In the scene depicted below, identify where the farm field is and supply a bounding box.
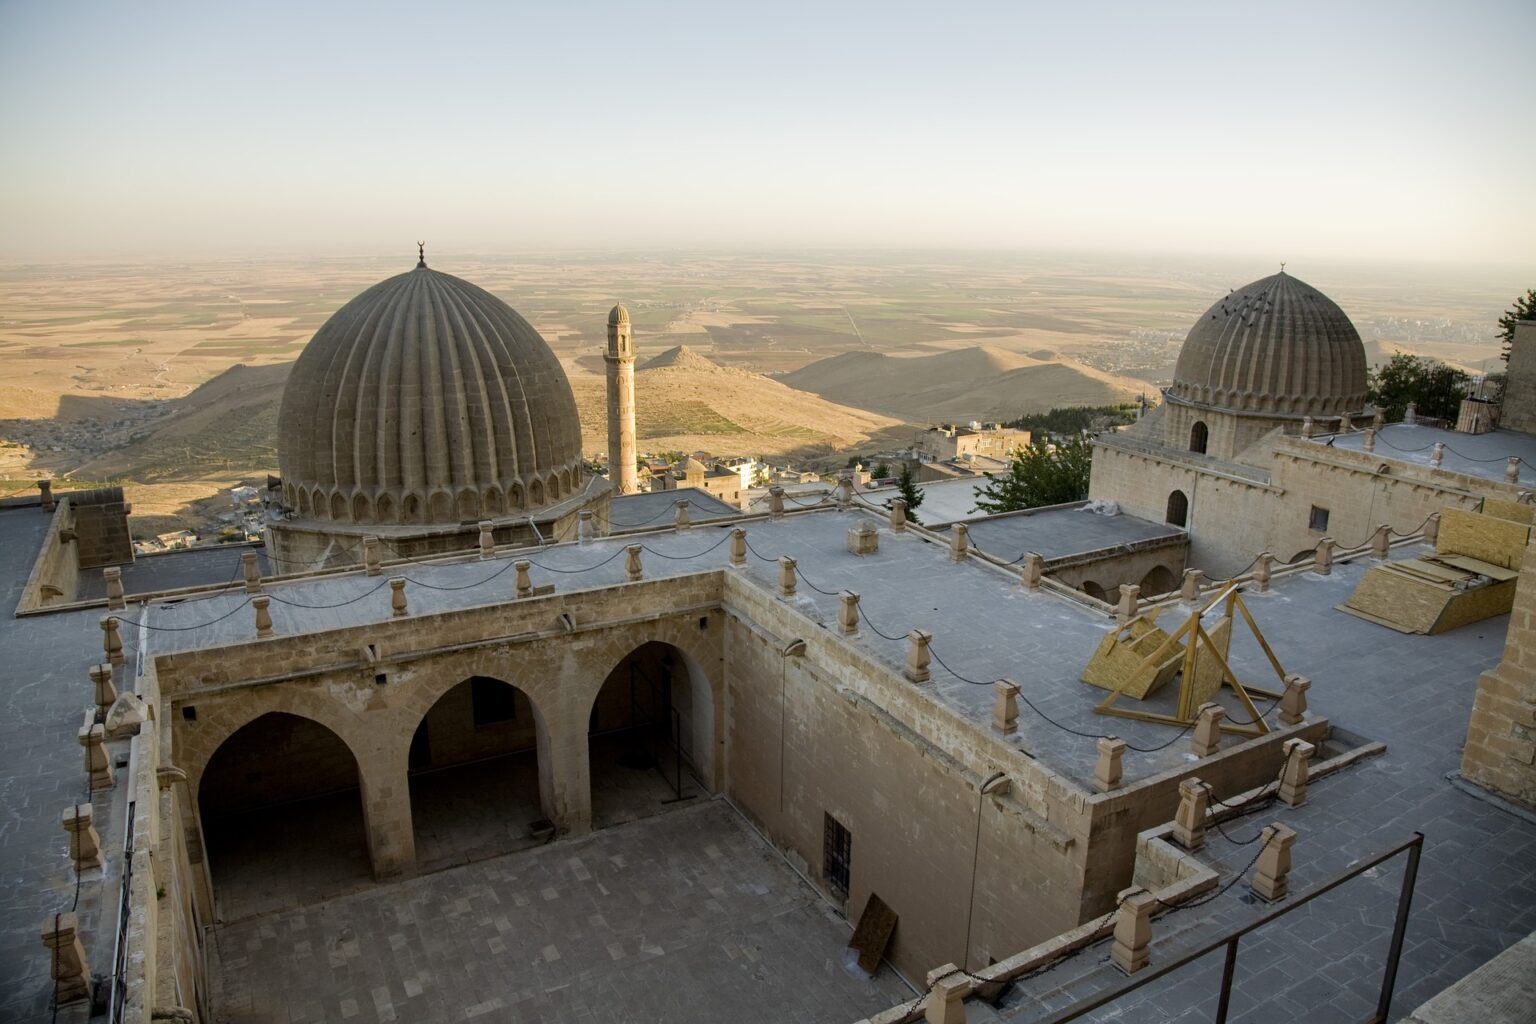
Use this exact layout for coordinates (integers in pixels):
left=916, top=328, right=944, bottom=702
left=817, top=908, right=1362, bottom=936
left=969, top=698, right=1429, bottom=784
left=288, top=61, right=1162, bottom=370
left=0, top=250, right=1518, bottom=533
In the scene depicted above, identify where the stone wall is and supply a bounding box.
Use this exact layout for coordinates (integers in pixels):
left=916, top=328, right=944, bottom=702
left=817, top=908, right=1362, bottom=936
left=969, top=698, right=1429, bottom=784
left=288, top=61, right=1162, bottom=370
left=1502, top=321, right=1536, bottom=434
left=1462, top=536, right=1536, bottom=807
left=72, top=487, right=134, bottom=569
left=17, top=496, right=80, bottom=610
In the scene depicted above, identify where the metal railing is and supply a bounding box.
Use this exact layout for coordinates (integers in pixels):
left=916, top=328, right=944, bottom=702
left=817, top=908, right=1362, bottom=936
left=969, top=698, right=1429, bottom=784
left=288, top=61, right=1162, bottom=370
left=1032, top=831, right=1424, bottom=1024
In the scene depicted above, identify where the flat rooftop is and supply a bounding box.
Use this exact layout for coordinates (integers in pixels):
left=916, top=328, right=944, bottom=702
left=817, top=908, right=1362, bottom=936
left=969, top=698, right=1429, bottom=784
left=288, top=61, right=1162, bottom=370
left=1324, top=422, right=1536, bottom=487
left=210, top=799, right=910, bottom=1023
left=942, top=502, right=1185, bottom=564
left=75, top=543, right=271, bottom=600
left=123, top=509, right=1490, bottom=794
left=607, top=487, right=741, bottom=530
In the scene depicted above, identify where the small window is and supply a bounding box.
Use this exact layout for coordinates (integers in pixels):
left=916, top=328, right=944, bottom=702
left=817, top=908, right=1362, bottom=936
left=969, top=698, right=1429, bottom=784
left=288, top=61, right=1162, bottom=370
left=1166, top=489, right=1189, bottom=528
left=181, top=705, right=197, bottom=721
left=824, top=812, right=852, bottom=901
left=1189, top=420, right=1209, bottom=455
left=1309, top=505, right=1330, bottom=532
left=471, top=677, right=517, bottom=727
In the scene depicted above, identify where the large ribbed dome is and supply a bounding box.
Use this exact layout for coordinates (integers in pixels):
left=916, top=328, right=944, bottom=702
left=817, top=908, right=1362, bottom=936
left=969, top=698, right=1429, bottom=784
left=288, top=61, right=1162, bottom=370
left=1168, top=272, right=1367, bottom=417
left=278, top=262, right=585, bottom=525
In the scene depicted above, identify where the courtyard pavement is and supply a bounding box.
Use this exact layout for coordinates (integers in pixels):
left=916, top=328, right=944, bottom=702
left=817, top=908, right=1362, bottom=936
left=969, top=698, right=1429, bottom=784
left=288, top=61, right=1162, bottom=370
left=208, top=799, right=913, bottom=1024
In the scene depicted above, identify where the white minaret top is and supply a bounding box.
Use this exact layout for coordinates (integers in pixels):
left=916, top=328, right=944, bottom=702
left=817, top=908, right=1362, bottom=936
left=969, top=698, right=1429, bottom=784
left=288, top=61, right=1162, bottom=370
left=605, top=304, right=639, bottom=495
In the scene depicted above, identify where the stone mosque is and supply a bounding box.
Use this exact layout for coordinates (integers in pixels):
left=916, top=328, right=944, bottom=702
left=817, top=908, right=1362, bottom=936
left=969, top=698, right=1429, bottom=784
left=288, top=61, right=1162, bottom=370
left=4, top=255, right=1535, bottom=1024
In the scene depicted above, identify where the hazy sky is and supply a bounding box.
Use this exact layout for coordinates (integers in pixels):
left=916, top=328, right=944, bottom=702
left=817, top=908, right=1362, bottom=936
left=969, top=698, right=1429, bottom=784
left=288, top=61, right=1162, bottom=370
left=2, top=0, right=1531, bottom=266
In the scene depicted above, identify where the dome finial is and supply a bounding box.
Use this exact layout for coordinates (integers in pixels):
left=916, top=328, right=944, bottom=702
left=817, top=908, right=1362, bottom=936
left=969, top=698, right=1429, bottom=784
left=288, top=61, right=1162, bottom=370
left=416, top=241, right=426, bottom=268
left=1280, top=260, right=1286, bottom=274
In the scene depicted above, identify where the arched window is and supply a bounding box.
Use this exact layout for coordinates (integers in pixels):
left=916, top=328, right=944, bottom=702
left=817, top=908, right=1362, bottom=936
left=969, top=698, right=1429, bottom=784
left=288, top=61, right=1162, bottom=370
left=1166, top=489, right=1189, bottom=527
left=1189, top=421, right=1209, bottom=455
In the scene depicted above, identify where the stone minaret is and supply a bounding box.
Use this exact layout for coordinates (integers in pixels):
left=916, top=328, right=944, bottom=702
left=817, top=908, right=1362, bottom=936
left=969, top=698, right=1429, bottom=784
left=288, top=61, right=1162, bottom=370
left=605, top=303, right=639, bottom=495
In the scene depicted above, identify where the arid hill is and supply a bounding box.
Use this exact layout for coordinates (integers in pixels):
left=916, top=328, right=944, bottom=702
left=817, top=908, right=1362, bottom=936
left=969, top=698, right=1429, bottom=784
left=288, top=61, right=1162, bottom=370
left=569, top=345, right=903, bottom=460
left=779, top=346, right=1147, bottom=422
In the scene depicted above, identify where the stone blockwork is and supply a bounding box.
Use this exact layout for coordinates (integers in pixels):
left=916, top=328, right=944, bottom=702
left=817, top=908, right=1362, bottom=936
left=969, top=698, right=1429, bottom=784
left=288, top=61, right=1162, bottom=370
left=1502, top=322, right=1536, bottom=435
left=71, top=487, right=134, bottom=570
left=1463, top=536, right=1536, bottom=807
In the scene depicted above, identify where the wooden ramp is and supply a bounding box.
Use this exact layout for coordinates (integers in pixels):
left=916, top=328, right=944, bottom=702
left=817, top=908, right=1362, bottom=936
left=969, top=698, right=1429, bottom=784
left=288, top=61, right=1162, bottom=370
left=1340, top=506, right=1528, bottom=635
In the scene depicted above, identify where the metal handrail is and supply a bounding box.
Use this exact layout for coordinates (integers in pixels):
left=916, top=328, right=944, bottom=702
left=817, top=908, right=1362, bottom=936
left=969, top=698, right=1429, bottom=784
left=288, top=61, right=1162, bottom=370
left=1030, top=831, right=1424, bottom=1024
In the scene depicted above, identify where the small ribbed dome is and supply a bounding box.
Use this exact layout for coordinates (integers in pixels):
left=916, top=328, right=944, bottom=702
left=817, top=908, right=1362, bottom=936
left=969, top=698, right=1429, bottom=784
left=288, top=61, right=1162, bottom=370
left=278, top=263, right=585, bottom=525
left=608, top=303, right=630, bottom=325
left=1169, top=272, right=1367, bottom=417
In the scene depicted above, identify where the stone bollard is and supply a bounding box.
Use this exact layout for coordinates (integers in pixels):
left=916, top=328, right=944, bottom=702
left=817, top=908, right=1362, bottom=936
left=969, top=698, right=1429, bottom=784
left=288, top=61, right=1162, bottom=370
left=1278, top=739, right=1316, bottom=807
left=1172, top=777, right=1208, bottom=849
left=905, top=629, right=932, bottom=683
left=1021, top=552, right=1044, bottom=590
left=837, top=474, right=854, bottom=510
left=768, top=486, right=785, bottom=520
left=41, top=913, right=89, bottom=1005
left=79, top=716, right=113, bottom=791
left=730, top=528, right=747, bottom=567
left=1404, top=401, right=1417, bottom=425
left=39, top=478, right=56, bottom=512
left=1371, top=524, right=1392, bottom=559
left=242, top=550, right=262, bottom=593
left=252, top=596, right=273, bottom=638
left=90, top=663, right=116, bottom=716
left=1254, top=552, right=1273, bottom=593
left=1180, top=568, right=1204, bottom=603
left=1110, top=887, right=1156, bottom=975
left=992, top=679, right=1020, bottom=736
left=1363, top=427, right=1377, bottom=453
left=101, top=616, right=123, bottom=668
left=1423, top=512, right=1440, bottom=545
left=626, top=545, right=644, bottom=582
left=1278, top=674, right=1311, bottom=726
left=838, top=591, right=860, bottom=635
left=923, top=965, right=968, bottom=1024
left=515, top=560, right=533, bottom=598
left=1339, top=412, right=1353, bottom=433
left=890, top=498, right=907, bottom=533
left=1251, top=823, right=1298, bottom=902
left=578, top=509, right=596, bottom=544
left=389, top=578, right=408, bottom=617
left=1191, top=702, right=1226, bottom=757
left=1313, top=537, right=1335, bottom=576
left=949, top=523, right=970, bottom=562
left=1508, top=457, right=1522, bottom=484
left=778, top=556, right=796, bottom=597
left=675, top=499, right=691, bottom=531
left=1116, top=584, right=1140, bottom=624
left=479, top=520, right=496, bottom=558
left=1301, top=416, right=1315, bottom=439
left=363, top=536, right=382, bottom=576
left=63, top=804, right=103, bottom=872
left=1095, top=737, right=1126, bottom=793
left=847, top=521, right=879, bottom=555
left=1430, top=442, right=1445, bottom=467
left=1372, top=407, right=1385, bottom=429
left=103, top=567, right=125, bottom=610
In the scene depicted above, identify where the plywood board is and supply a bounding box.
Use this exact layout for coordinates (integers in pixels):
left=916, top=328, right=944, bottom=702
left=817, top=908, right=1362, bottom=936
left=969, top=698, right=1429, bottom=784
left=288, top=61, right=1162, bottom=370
left=1189, top=615, right=1232, bottom=707
left=1438, top=508, right=1530, bottom=570
left=1479, top=497, right=1536, bottom=526
left=849, top=892, right=897, bottom=975
left=1080, top=618, right=1184, bottom=699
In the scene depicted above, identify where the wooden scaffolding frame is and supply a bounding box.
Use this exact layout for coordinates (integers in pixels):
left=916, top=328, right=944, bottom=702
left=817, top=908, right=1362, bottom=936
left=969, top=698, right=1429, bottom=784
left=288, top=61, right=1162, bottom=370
left=1092, top=583, right=1285, bottom=737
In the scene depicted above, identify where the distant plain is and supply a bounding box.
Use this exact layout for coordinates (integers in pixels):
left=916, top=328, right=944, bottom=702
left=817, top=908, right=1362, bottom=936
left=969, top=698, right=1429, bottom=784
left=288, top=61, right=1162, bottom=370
left=0, top=251, right=1515, bottom=534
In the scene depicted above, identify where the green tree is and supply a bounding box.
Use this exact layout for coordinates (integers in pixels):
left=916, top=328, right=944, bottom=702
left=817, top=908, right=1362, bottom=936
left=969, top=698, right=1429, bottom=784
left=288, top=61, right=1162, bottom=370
left=973, top=435, right=1093, bottom=514
left=1367, top=354, right=1469, bottom=422
left=872, top=462, right=890, bottom=480
left=892, top=464, right=925, bottom=524
left=1499, top=288, right=1536, bottom=363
